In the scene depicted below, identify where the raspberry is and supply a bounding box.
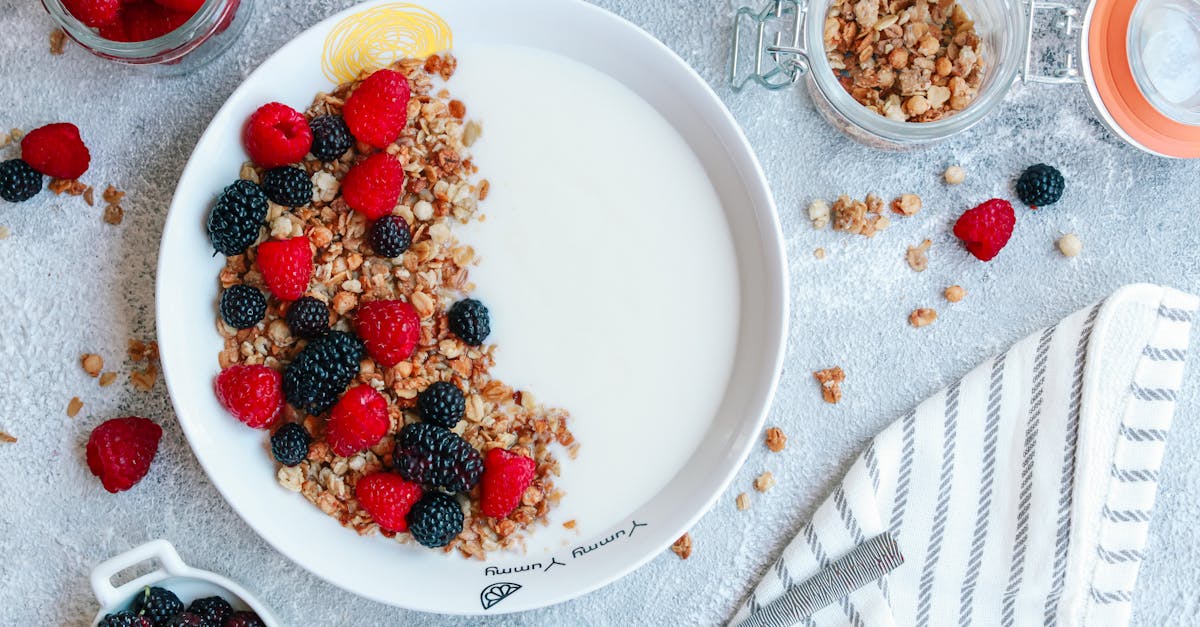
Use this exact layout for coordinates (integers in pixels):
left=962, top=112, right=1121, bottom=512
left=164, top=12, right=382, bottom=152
left=99, top=611, right=153, bottom=627
left=406, top=492, right=464, bottom=548
left=393, top=423, right=483, bottom=493
left=256, top=236, right=312, bottom=302
left=21, top=123, right=91, bottom=179
left=260, top=166, right=312, bottom=207
left=86, top=417, right=162, bottom=493
left=343, top=69, right=411, bottom=149
left=282, top=331, right=364, bottom=415
left=187, top=597, right=233, bottom=625
left=270, top=422, right=311, bottom=466
left=355, top=299, right=420, bottom=367
left=284, top=296, right=329, bottom=339
left=448, top=299, right=490, bottom=346
left=326, top=385, right=390, bottom=457
left=356, top=472, right=424, bottom=533
left=131, top=586, right=183, bottom=625
left=417, top=381, right=465, bottom=428
left=953, top=199, right=1016, bottom=262
left=480, top=448, right=537, bottom=518
left=341, top=152, right=404, bottom=220
left=215, top=364, right=283, bottom=429
left=63, top=0, right=121, bottom=27
left=0, top=159, right=43, bottom=203
left=118, top=0, right=191, bottom=41
left=309, top=114, right=354, bottom=162
left=1016, top=163, right=1065, bottom=208
left=153, top=0, right=204, bottom=12
left=223, top=612, right=265, bottom=627
left=369, top=215, right=411, bottom=258
left=219, top=284, right=266, bottom=330
left=208, top=179, right=268, bottom=256
left=243, top=102, right=312, bottom=169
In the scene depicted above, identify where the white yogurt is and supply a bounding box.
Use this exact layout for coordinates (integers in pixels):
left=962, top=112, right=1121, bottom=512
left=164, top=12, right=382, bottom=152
left=448, top=44, right=741, bottom=552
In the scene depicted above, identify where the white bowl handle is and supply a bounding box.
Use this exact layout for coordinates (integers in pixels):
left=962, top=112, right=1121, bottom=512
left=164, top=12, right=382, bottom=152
left=91, top=539, right=190, bottom=610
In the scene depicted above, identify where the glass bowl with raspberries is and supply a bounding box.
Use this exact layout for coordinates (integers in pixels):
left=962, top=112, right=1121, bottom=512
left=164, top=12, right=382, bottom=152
left=42, top=0, right=252, bottom=72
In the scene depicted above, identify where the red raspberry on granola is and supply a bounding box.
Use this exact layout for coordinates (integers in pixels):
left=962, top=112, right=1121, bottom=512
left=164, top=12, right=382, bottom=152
left=356, top=473, right=424, bottom=533
left=480, top=448, right=537, bottom=518
left=21, top=123, right=91, bottom=180
left=953, top=198, right=1016, bottom=261
left=326, top=386, right=391, bottom=457
left=355, top=299, right=420, bottom=367
left=343, top=68, right=411, bottom=149
left=243, top=102, right=313, bottom=169
left=341, top=152, right=405, bottom=220
left=86, top=417, right=162, bottom=493
left=215, top=364, right=284, bottom=429
left=257, top=236, right=313, bottom=302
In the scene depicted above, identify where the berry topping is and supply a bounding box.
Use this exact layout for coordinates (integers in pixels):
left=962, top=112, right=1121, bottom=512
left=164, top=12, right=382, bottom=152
left=187, top=596, right=234, bottom=626
left=63, top=0, right=121, bottom=27
left=369, top=215, right=412, bottom=258
left=406, top=491, right=464, bottom=548
left=207, top=179, right=268, bottom=256
left=215, top=364, right=284, bottom=429
left=448, top=299, right=490, bottom=346
left=953, top=198, right=1016, bottom=262
left=355, top=299, right=420, bottom=367
left=86, top=417, right=162, bottom=493
left=341, top=152, right=404, bottom=220
left=260, top=166, right=312, bottom=207
left=163, top=613, right=204, bottom=627
left=270, top=422, right=311, bottom=466
left=1016, top=163, right=1065, bottom=208
left=282, top=331, right=364, bottom=415
left=131, top=586, right=183, bottom=625
left=99, top=611, right=153, bottom=627
left=285, top=296, right=329, bottom=339
left=219, top=284, right=267, bottom=330
left=223, top=611, right=266, bottom=627
left=417, top=381, right=465, bottom=429
left=326, top=385, right=390, bottom=457
left=480, top=448, right=537, bottom=519
left=243, top=102, right=312, bottom=169
left=256, top=236, right=313, bottom=302
left=343, top=68, right=412, bottom=149
left=21, top=123, right=91, bottom=179
left=308, top=114, right=354, bottom=162
left=355, top=472, right=424, bottom=533
left=393, top=423, right=483, bottom=493
left=0, top=159, right=43, bottom=203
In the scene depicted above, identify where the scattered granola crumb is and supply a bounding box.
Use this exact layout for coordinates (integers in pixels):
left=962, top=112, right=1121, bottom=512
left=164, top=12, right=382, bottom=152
left=906, top=239, right=931, bottom=272
left=1057, top=233, right=1081, bottom=257
left=0, top=226, right=9, bottom=240
left=130, top=365, right=158, bottom=391
left=671, top=533, right=693, bottom=560
left=944, top=285, right=966, bottom=302
left=909, top=308, right=938, bottom=327
left=67, top=397, right=84, bottom=418
left=562, top=519, right=577, bottom=530
left=83, top=186, right=95, bottom=206
left=50, top=28, right=67, bottom=55
left=103, top=185, right=126, bottom=205
left=765, top=426, right=787, bottom=452
left=9, top=129, right=23, bottom=144
left=127, top=339, right=158, bottom=363
left=103, top=204, right=125, bottom=225
left=0, top=430, right=15, bottom=443
left=754, top=471, right=776, bottom=493
left=944, top=165, right=966, bottom=185
left=891, top=194, right=922, bottom=216
left=813, top=367, right=845, bottom=404
left=99, top=372, right=118, bottom=387
left=814, top=247, right=826, bottom=260
left=81, top=353, right=104, bottom=377
left=808, top=199, right=831, bottom=230
left=736, top=492, right=751, bottom=511
left=49, top=178, right=89, bottom=197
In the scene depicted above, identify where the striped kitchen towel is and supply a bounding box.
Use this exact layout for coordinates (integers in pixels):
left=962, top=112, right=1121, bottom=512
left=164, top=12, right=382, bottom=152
left=731, top=284, right=1198, bottom=627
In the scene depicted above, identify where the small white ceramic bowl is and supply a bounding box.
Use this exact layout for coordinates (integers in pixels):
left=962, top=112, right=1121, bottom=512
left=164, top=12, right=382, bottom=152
left=90, top=539, right=279, bottom=626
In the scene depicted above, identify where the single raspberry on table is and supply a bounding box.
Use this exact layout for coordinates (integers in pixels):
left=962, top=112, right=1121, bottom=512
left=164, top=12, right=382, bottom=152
left=356, top=472, right=424, bottom=533
left=256, top=236, right=313, bottom=301
left=355, top=299, right=420, bottom=367
left=86, top=417, right=162, bottom=493
left=341, top=152, right=404, bottom=220
left=21, top=123, right=91, bottom=180
left=953, top=198, right=1016, bottom=261
left=243, top=102, right=313, bottom=169
left=63, top=0, right=122, bottom=27
left=480, top=447, right=537, bottom=518
left=326, top=385, right=391, bottom=457
left=215, top=364, right=284, bottom=429
left=343, top=68, right=412, bottom=149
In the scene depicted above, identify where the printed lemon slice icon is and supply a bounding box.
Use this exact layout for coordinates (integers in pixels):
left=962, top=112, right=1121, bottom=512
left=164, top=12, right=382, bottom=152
left=480, top=582, right=522, bottom=610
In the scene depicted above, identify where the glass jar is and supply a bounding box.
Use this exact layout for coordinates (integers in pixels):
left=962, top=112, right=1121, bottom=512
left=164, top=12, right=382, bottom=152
left=42, top=0, right=253, bottom=74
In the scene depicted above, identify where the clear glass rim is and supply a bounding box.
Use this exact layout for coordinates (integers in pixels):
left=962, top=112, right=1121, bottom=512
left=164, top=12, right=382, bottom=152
left=41, top=0, right=226, bottom=58
left=1126, top=0, right=1200, bottom=126
left=803, top=0, right=1029, bottom=142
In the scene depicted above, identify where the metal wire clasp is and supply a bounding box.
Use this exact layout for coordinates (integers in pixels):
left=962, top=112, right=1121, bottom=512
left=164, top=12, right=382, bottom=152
left=1023, top=0, right=1085, bottom=84
left=730, top=0, right=809, bottom=92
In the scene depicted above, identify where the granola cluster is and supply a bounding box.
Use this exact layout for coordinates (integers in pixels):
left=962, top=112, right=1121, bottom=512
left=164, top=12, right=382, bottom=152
left=216, top=55, right=575, bottom=558
left=824, top=0, right=984, bottom=121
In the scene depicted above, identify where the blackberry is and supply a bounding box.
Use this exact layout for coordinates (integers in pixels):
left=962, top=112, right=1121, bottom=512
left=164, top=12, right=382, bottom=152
left=219, top=284, right=267, bottom=329
left=0, top=159, right=43, bottom=203
left=208, top=179, right=268, bottom=256
left=261, top=166, right=313, bottom=207
left=132, top=586, right=184, bottom=625
left=270, top=422, right=311, bottom=466
left=99, top=612, right=152, bottom=627
left=418, top=381, right=465, bottom=428
left=223, top=612, right=266, bottom=627
left=309, top=115, right=354, bottom=162
left=282, top=330, right=364, bottom=415
left=406, top=491, right=464, bottom=548
left=163, top=614, right=204, bottom=627
left=369, top=215, right=412, bottom=258
left=1016, top=163, right=1065, bottom=208
left=285, top=296, right=330, bottom=339
left=393, top=423, right=483, bottom=493
left=188, top=596, right=233, bottom=625
left=448, top=299, right=490, bottom=346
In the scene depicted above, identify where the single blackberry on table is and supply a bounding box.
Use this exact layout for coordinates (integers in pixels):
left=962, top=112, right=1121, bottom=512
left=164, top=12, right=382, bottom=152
left=1016, top=163, right=1065, bottom=208
left=223, top=611, right=266, bottom=627
left=282, top=330, right=364, bottom=415
left=285, top=296, right=329, bottom=339
left=393, top=422, right=483, bottom=493
left=219, top=284, right=267, bottom=330
left=99, top=611, right=153, bottom=627
left=406, top=491, right=464, bottom=548
left=260, top=166, right=313, bottom=207
left=188, top=596, right=233, bottom=625
left=270, top=422, right=311, bottom=466
left=0, top=159, right=43, bottom=202
left=448, top=299, right=490, bottom=346
left=207, top=179, right=268, bottom=256
left=131, top=586, right=184, bottom=626
left=163, top=613, right=204, bottom=627
left=418, top=381, right=465, bottom=428
left=369, top=215, right=412, bottom=258
left=309, top=115, right=355, bottom=162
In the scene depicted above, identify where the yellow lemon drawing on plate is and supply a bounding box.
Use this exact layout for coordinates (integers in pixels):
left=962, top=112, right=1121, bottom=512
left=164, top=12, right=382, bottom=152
left=322, top=3, right=452, bottom=84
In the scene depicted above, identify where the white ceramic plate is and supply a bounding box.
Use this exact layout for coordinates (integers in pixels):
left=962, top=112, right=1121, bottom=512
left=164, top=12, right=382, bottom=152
left=157, top=0, right=787, bottom=615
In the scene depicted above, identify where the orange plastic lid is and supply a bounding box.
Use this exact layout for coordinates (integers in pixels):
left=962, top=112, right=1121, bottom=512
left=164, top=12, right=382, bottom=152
left=1087, top=0, right=1200, bottom=158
